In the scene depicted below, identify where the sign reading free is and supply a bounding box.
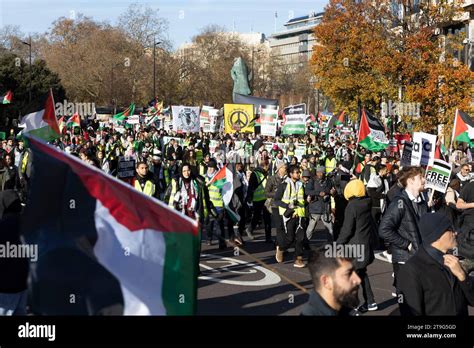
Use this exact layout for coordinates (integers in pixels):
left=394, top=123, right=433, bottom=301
left=425, top=159, right=452, bottom=193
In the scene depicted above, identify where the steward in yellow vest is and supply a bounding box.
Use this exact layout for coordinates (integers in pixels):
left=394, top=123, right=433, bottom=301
left=324, top=148, right=337, bottom=174
left=204, top=159, right=227, bottom=249
left=273, top=165, right=306, bottom=268
left=133, top=161, right=156, bottom=197
left=246, top=162, right=272, bottom=242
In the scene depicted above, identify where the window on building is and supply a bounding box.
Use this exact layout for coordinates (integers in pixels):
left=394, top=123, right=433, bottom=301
left=444, top=24, right=467, bottom=65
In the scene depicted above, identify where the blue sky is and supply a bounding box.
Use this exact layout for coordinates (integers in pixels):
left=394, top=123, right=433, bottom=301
left=0, top=0, right=327, bottom=49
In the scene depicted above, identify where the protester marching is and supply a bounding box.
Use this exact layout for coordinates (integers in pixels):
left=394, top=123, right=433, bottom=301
left=0, top=87, right=474, bottom=318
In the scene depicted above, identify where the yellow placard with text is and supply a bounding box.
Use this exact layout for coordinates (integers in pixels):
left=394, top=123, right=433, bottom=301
left=224, top=104, right=255, bottom=134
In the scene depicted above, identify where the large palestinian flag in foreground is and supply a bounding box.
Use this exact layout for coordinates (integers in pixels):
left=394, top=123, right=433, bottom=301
left=19, top=90, right=60, bottom=142
left=452, top=109, right=474, bottom=145
left=22, top=136, right=199, bottom=315
left=357, top=109, right=389, bottom=152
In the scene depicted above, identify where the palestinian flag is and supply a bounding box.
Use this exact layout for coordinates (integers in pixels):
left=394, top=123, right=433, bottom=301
left=208, top=165, right=240, bottom=222
left=357, top=109, right=389, bottom=152
left=19, top=89, right=60, bottom=142
left=306, top=114, right=317, bottom=129
left=1, top=90, right=13, bottom=104
left=113, top=103, right=135, bottom=122
left=328, top=110, right=345, bottom=128
left=66, top=113, right=81, bottom=129
left=22, top=136, right=199, bottom=315
left=147, top=99, right=163, bottom=115
left=452, top=109, right=474, bottom=145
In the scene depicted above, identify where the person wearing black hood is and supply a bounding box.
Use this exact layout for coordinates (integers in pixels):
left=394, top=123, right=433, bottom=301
left=398, top=212, right=474, bottom=315
left=0, top=190, right=28, bottom=315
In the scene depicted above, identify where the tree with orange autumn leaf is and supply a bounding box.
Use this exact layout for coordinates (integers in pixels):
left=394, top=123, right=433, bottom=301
left=311, top=0, right=474, bottom=136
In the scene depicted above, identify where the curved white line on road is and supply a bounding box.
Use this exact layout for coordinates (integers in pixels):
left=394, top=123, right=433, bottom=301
left=199, top=253, right=281, bottom=286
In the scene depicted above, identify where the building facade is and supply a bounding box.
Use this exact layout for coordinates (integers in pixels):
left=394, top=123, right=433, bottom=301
left=269, top=12, right=323, bottom=69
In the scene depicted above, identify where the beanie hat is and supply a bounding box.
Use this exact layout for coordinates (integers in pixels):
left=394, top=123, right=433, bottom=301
left=419, top=212, right=453, bottom=246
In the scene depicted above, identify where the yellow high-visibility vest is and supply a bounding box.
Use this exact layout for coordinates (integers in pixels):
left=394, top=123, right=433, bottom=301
left=134, top=179, right=155, bottom=196
left=278, top=181, right=305, bottom=217
left=325, top=157, right=336, bottom=174
left=21, top=151, right=29, bottom=174
left=208, top=184, right=223, bottom=208
left=253, top=171, right=267, bottom=202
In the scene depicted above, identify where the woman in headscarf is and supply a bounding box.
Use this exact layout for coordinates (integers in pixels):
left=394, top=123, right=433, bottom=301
left=336, top=179, right=378, bottom=313
left=169, top=163, right=210, bottom=222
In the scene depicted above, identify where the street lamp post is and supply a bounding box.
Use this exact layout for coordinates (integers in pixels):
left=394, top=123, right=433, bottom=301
left=153, top=39, right=162, bottom=101
left=111, top=62, right=123, bottom=115
left=21, top=36, right=32, bottom=103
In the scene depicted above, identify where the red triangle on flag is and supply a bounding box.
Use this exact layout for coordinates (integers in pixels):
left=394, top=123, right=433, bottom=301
left=453, top=109, right=468, bottom=138
left=4, top=90, right=13, bottom=103
left=43, top=90, right=60, bottom=135
left=337, top=110, right=345, bottom=124
left=357, top=109, right=370, bottom=143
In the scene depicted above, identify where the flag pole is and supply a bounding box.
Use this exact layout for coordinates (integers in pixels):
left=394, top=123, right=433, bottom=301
left=450, top=108, right=458, bottom=157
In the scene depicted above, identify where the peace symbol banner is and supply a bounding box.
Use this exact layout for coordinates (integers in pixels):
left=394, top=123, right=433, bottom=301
left=224, top=104, right=255, bottom=134
left=172, top=105, right=201, bottom=133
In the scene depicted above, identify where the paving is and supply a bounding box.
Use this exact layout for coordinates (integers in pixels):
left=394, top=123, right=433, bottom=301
left=197, top=223, right=400, bottom=316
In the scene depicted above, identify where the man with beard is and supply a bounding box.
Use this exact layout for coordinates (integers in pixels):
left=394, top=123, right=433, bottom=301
left=301, top=248, right=361, bottom=316
left=132, top=162, right=156, bottom=198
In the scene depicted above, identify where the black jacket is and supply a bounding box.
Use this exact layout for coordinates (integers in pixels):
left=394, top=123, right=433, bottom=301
left=301, top=290, right=353, bottom=316
left=165, top=145, right=183, bottom=161
left=306, top=177, right=332, bottom=214
left=265, top=174, right=285, bottom=209
left=398, top=246, right=474, bottom=316
left=336, top=197, right=376, bottom=270
left=379, top=190, right=428, bottom=264
left=386, top=182, right=403, bottom=208
left=0, top=191, right=28, bottom=293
